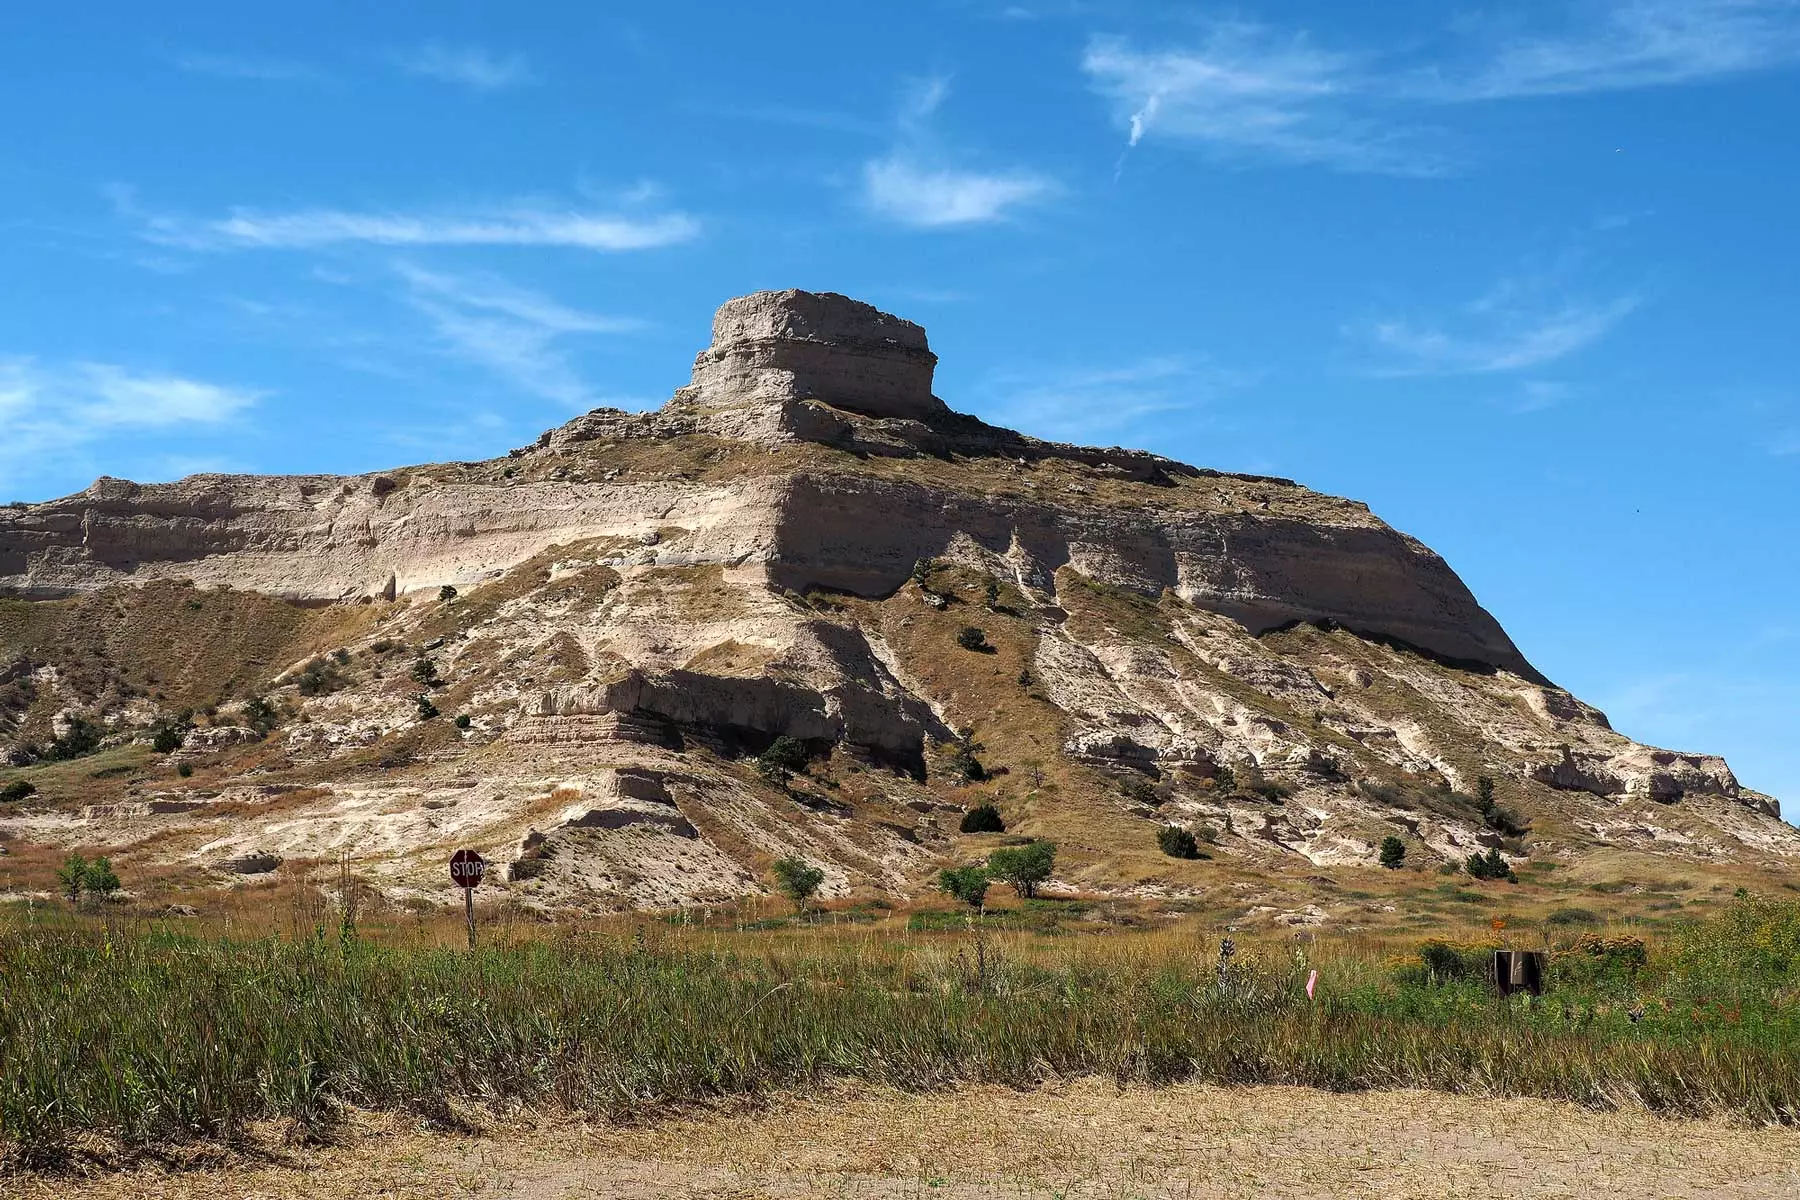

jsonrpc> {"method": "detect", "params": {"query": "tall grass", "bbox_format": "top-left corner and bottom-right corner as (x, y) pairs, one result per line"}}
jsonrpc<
(3, 899), (1799, 1167)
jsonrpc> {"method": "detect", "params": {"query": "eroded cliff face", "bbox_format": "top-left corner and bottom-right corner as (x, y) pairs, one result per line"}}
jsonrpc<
(0, 290), (1789, 919)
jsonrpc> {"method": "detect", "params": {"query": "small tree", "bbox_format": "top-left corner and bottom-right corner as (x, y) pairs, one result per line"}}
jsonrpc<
(911, 559), (933, 587)
(987, 840), (1055, 899)
(0, 779), (35, 803)
(760, 735), (808, 773)
(956, 626), (990, 652)
(982, 576), (1000, 608)
(56, 853), (89, 904)
(243, 695), (278, 737)
(946, 737), (986, 782)
(937, 865), (990, 908)
(1467, 847), (1516, 882)
(411, 656), (440, 687)
(959, 803), (1005, 833)
(771, 856), (825, 911)
(1476, 775), (1496, 814)
(1379, 836), (1407, 870)
(1158, 826), (1204, 859)
(438, 584), (458, 602)
(151, 724), (185, 754)
(1212, 764), (1237, 793)
(415, 694), (440, 721)
(453, 713), (472, 729)
(83, 856), (121, 898)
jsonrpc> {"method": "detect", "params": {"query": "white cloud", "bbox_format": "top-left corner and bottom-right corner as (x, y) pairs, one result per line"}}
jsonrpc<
(1083, 29), (1445, 175)
(979, 356), (1250, 442)
(0, 360), (260, 496)
(1085, 4), (1800, 172)
(395, 265), (640, 407)
(141, 203), (699, 253)
(1445, 0), (1800, 99)
(1358, 290), (1639, 376)
(863, 157), (1053, 228)
(398, 43), (535, 90)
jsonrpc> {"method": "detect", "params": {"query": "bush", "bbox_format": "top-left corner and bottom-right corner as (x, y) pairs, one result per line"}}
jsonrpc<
(959, 803), (1005, 833)
(151, 725), (185, 754)
(956, 627), (991, 652)
(414, 695), (440, 721)
(760, 735), (808, 774)
(982, 576), (1000, 608)
(1211, 764), (1236, 792)
(44, 717), (103, 762)
(242, 697), (278, 738)
(946, 738), (986, 782)
(1121, 777), (1162, 808)
(987, 841), (1055, 899)
(1466, 847), (1516, 882)
(1418, 939), (1489, 983)
(770, 856), (825, 910)
(55, 854), (89, 903)
(1, 779), (36, 803)
(294, 657), (347, 697)
(1158, 826), (1205, 859)
(410, 657), (440, 687)
(438, 585), (458, 602)
(937, 865), (990, 908)
(176, 762), (193, 778)
(453, 714), (472, 730)
(1545, 906), (1602, 927)
(1379, 836), (1406, 869)
(83, 857), (121, 898)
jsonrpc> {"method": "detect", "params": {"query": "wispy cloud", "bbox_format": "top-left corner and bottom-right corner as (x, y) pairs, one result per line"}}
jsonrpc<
(0, 360), (261, 496)
(1086, 4), (1800, 172)
(174, 52), (328, 84)
(863, 158), (1053, 228)
(861, 77), (1054, 228)
(1084, 29), (1445, 175)
(395, 264), (642, 407)
(978, 356), (1250, 442)
(1355, 283), (1639, 376)
(397, 42), (535, 90)
(1442, 0), (1800, 99)
(137, 201), (699, 253)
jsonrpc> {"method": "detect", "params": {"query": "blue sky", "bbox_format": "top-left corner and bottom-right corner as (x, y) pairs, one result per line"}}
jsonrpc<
(1, 2), (1796, 804)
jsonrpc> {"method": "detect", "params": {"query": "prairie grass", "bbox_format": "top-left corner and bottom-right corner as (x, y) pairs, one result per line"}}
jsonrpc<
(2, 896), (1798, 1168)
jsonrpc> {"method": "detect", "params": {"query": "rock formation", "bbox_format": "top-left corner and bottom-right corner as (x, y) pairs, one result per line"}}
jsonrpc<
(0, 289), (1790, 919)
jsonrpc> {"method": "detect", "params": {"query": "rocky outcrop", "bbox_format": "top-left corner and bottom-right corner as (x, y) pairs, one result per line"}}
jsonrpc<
(676, 289), (943, 421)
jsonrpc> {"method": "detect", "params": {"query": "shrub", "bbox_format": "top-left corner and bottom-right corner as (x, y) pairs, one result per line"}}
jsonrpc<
(937, 865), (990, 908)
(45, 717), (103, 762)
(1466, 847), (1516, 882)
(910, 559), (933, 587)
(1121, 777), (1162, 808)
(1211, 764), (1237, 792)
(1195, 823), (1220, 844)
(1476, 775), (1496, 812)
(151, 724), (185, 754)
(956, 627), (991, 652)
(946, 738), (986, 782)
(987, 841), (1055, 899)
(1158, 826), (1205, 859)
(438, 585), (458, 602)
(453, 714), (472, 730)
(294, 657), (347, 697)
(770, 856), (825, 910)
(959, 803), (1005, 833)
(410, 657), (440, 687)
(1418, 939), (1488, 983)
(83, 857), (121, 898)
(760, 735), (809, 774)
(176, 763), (193, 778)
(242, 696), (278, 738)
(1546, 906), (1602, 927)
(1, 779), (36, 803)
(414, 695), (440, 721)
(55, 853), (89, 903)
(1379, 836), (1406, 869)
(982, 576), (1000, 608)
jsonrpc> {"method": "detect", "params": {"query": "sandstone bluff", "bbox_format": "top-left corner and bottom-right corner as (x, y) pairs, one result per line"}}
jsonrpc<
(0, 290), (1789, 919)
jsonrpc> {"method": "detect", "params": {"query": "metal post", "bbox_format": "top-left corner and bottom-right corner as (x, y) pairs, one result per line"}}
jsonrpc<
(465, 887), (476, 950)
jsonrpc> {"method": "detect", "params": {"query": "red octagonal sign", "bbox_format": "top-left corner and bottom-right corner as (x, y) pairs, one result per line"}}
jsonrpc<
(449, 848), (486, 889)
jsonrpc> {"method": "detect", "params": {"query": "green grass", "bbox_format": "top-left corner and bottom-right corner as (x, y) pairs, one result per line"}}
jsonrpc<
(3, 896), (1799, 1167)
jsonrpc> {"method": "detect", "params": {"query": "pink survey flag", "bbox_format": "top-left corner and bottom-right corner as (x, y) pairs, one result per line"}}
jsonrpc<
(1306, 969), (1318, 999)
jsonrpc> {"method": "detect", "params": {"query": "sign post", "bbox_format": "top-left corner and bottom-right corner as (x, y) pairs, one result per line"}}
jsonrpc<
(449, 849), (486, 950)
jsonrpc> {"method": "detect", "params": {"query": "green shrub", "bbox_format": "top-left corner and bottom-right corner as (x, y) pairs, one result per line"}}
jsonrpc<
(414, 695), (440, 721)
(1157, 826), (1205, 859)
(410, 657), (440, 687)
(453, 714), (472, 730)
(83, 857), (121, 898)
(770, 856), (825, 910)
(987, 841), (1055, 898)
(242, 696), (278, 737)
(959, 803), (1005, 833)
(759, 735), (808, 774)
(151, 725), (185, 754)
(937, 865), (990, 908)
(176, 763), (194, 778)
(438, 585), (458, 602)
(956, 627), (991, 652)
(1211, 764), (1237, 792)
(1546, 907), (1602, 927)
(1466, 847), (1515, 882)
(55, 853), (90, 903)
(0, 779), (36, 803)
(946, 738), (986, 782)
(44, 717), (103, 762)
(1379, 836), (1406, 869)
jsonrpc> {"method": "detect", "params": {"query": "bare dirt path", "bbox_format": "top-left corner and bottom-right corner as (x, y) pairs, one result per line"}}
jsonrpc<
(10, 1080), (1800, 1199)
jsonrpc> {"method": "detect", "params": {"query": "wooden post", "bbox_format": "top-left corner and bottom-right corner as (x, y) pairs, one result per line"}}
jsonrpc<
(465, 886), (476, 950)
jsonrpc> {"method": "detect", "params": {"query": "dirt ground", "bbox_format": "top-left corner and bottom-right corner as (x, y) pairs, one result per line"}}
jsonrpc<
(9, 1079), (1800, 1200)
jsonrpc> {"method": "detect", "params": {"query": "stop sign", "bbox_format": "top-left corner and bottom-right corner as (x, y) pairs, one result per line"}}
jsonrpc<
(449, 848), (486, 889)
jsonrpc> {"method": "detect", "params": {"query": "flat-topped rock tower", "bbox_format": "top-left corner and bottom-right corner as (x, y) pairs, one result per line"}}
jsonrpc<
(678, 289), (946, 421)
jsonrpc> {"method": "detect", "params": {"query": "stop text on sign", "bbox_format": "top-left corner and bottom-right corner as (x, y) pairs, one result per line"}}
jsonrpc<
(449, 848), (486, 889)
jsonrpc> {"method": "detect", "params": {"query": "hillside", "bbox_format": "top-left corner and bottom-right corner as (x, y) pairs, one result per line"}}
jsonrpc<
(0, 289), (1791, 925)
